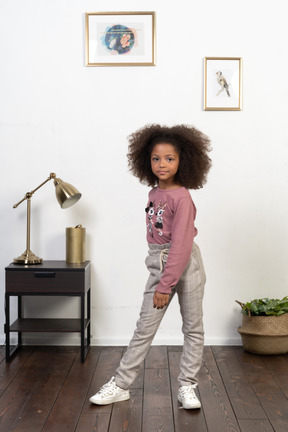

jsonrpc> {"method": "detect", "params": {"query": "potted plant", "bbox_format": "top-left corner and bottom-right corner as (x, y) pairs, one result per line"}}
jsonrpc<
(236, 296), (288, 355)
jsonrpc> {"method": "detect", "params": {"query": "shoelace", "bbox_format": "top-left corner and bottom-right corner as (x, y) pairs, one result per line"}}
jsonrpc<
(179, 385), (198, 400)
(99, 379), (117, 396)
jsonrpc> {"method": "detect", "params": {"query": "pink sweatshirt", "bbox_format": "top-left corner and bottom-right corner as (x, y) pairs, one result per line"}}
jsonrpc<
(145, 186), (197, 294)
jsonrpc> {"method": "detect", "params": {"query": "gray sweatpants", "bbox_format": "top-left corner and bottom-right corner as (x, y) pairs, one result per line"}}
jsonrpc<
(114, 241), (206, 389)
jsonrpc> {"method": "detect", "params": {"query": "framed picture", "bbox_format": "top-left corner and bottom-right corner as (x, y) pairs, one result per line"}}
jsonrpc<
(204, 57), (242, 111)
(85, 12), (156, 66)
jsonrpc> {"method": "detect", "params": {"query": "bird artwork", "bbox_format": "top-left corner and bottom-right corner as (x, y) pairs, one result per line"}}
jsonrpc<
(216, 71), (230, 97)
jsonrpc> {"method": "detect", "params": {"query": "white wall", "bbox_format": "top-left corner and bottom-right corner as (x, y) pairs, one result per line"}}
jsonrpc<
(1, 0), (288, 347)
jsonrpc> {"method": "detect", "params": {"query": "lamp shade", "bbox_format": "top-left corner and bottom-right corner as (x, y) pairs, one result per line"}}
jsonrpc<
(54, 177), (82, 209)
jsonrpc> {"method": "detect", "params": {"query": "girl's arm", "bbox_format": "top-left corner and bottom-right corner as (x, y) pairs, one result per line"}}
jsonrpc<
(156, 196), (196, 295)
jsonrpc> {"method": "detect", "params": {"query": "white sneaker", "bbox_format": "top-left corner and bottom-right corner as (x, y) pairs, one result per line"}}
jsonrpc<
(178, 385), (201, 409)
(89, 377), (130, 405)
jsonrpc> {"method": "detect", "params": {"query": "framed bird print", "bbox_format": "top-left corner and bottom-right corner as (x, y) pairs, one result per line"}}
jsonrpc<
(85, 12), (156, 66)
(204, 57), (242, 111)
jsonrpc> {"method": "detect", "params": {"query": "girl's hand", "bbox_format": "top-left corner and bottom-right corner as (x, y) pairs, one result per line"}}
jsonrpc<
(153, 291), (170, 309)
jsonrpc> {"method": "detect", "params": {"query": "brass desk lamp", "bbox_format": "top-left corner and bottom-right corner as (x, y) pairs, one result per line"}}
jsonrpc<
(13, 172), (81, 265)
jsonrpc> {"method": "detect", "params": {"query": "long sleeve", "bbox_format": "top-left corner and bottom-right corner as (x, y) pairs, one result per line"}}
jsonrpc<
(156, 196), (196, 294)
(145, 186), (197, 295)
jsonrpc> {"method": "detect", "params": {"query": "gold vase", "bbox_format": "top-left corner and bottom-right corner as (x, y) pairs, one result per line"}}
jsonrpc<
(66, 225), (86, 263)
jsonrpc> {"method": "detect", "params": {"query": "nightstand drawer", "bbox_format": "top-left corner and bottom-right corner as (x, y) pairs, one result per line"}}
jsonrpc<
(6, 271), (84, 293)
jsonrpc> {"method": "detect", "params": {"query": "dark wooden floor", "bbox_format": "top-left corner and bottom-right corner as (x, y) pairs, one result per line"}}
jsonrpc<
(0, 345), (288, 432)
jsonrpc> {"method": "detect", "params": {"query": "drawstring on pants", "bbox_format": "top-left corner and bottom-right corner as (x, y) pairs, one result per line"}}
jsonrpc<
(159, 248), (170, 273)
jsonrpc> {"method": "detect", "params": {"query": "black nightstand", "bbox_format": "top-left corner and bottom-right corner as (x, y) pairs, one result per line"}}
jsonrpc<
(5, 260), (91, 362)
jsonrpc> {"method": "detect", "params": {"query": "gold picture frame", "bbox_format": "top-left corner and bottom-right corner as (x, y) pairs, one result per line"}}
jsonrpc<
(85, 11), (156, 66)
(204, 57), (242, 111)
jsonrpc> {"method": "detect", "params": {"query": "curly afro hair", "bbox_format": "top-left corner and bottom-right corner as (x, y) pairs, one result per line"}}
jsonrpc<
(127, 124), (212, 189)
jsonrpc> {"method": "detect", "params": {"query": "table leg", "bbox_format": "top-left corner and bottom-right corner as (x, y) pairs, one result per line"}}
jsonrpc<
(81, 294), (85, 362)
(5, 294), (10, 361)
(87, 288), (91, 348)
(18, 296), (22, 346)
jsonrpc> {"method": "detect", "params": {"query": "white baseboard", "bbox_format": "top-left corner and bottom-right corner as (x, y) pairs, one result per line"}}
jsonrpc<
(4, 334), (241, 347)
(90, 336), (242, 346)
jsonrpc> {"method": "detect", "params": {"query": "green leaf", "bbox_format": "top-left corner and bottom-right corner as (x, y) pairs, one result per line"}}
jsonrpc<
(236, 296), (288, 316)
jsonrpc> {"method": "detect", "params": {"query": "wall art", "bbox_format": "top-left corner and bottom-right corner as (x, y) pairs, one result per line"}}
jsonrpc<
(85, 12), (156, 66)
(204, 57), (242, 111)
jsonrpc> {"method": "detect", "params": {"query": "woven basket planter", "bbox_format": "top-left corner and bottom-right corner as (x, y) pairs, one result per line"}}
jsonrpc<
(238, 313), (288, 355)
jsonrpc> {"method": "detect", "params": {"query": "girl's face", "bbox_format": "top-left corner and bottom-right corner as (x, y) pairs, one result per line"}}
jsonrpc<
(150, 142), (180, 189)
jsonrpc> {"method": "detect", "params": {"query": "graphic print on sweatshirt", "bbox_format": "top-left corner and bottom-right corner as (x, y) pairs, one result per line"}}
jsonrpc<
(145, 200), (167, 237)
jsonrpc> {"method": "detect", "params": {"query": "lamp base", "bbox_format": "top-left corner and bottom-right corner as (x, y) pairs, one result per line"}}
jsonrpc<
(13, 249), (43, 265)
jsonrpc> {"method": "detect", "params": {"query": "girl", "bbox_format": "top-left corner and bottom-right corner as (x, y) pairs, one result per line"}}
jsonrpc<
(90, 124), (212, 409)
